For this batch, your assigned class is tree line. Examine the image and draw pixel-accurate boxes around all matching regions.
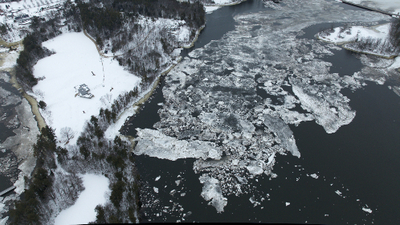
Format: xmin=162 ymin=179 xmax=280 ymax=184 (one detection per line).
xmin=390 ymin=18 xmax=400 ymax=52
xmin=8 ymin=126 xmax=58 ymax=224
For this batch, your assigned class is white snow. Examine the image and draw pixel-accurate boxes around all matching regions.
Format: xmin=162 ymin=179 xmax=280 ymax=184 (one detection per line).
xmin=203 ymin=0 xmax=244 ymax=13
xmin=212 ymin=0 xmax=235 ymax=5
xmin=0 ymin=0 xmax=67 ymax=42
xmin=135 ymin=16 xmax=191 ymax=45
xmin=205 ymin=6 xmax=221 ymax=13
xmin=344 ymin=0 xmax=400 ymax=14
xmin=32 ymin=32 xmax=140 ymax=145
xmin=104 ymin=106 xmax=138 ymax=140
xmin=317 ymin=23 xmax=397 ymax=58
xmin=318 ymin=24 xmax=389 ymax=44
xmin=0 ymin=217 xmax=8 ymax=225
xmin=54 ymin=174 xmax=109 ymax=225
xmin=388 ymin=56 xmax=400 ymax=70
xmin=0 ymin=46 xmax=22 ymax=70
xmin=177 ymin=26 xmax=190 ymax=42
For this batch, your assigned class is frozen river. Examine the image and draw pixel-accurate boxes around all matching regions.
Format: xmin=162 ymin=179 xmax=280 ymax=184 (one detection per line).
xmin=122 ymin=0 xmax=400 ymax=223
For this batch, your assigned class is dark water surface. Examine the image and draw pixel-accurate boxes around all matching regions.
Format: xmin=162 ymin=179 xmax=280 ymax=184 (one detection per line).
xmin=292 ymin=83 xmax=400 ymax=224
xmin=122 ymin=1 xmax=400 ymax=223
xmin=181 ymin=0 xmax=267 ymax=57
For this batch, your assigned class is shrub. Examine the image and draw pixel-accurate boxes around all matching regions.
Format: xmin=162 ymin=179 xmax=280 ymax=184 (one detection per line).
xmin=38 ymin=100 xmax=47 ymax=109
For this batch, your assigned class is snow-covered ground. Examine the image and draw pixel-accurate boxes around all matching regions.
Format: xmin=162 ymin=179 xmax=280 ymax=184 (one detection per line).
xmin=344 ymin=0 xmax=400 ymax=15
xmin=32 ymin=32 xmax=140 ymax=145
xmin=203 ymin=0 xmax=245 ymax=14
xmin=0 ymin=0 xmax=67 ymax=42
xmin=54 ymin=174 xmax=109 ymax=225
xmin=0 ymin=0 xmax=65 ymax=13
xmin=0 ymin=45 xmax=22 ymax=71
xmin=205 ymin=6 xmax=221 ymax=13
xmin=317 ymin=23 xmax=399 ymax=58
xmin=317 ymin=23 xmax=390 ymax=44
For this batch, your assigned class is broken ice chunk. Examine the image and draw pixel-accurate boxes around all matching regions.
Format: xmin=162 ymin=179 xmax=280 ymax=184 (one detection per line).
xmin=199 ymin=175 xmax=227 ymax=213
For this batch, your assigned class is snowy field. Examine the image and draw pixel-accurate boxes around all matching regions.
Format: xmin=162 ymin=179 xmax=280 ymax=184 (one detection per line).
xmin=345 ymin=0 xmax=400 ymax=14
xmin=32 ymin=32 xmax=140 ymax=145
xmin=54 ymin=174 xmax=109 ymax=225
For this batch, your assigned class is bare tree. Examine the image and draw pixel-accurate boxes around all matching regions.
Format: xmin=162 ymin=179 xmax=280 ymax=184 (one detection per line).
xmin=60 ymin=127 xmax=75 ymax=144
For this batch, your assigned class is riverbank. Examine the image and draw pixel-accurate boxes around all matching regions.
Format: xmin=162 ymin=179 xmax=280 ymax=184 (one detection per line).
xmin=316 ymin=23 xmax=399 ymax=60
xmin=341 ymin=0 xmax=400 ymax=18
xmin=0 ymin=38 xmax=48 ymax=131
xmin=0 ymin=46 xmax=41 ymax=222
xmin=203 ymin=0 xmax=248 ymax=13
xmin=116 ymin=24 xmax=206 ymax=146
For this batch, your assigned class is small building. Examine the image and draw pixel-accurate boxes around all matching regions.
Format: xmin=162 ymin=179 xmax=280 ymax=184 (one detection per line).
xmin=75 ymin=84 xmax=94 ymax=99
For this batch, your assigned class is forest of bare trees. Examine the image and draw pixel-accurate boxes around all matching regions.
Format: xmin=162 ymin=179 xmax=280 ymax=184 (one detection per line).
xmin=390 ymin=18 xmax=400 ymax=51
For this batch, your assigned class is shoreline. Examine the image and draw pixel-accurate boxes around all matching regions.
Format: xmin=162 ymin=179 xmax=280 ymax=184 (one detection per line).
xmin=315 ymin=26 xmax=399 ymax=60
xmin=341 ymin=0 xmax=399 ymax=18
xmin=203 ymin=0 xmax=247 ymax=8
xmin=0 ymin=37 xmax=48 ymax=132
xmin=119 ymin=24 xmax=205 ymax=146
xmin=317 ymin=33 xmax=398 ymax=59
xmin=8 ymin=68 xmax=47 ymax=131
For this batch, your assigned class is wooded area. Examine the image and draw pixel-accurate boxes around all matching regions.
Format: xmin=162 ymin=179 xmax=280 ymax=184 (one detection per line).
xmin=390 ymin=18 xmax=400 ymax=51
xmin=7 ymin=0 xmax=205 ymax=223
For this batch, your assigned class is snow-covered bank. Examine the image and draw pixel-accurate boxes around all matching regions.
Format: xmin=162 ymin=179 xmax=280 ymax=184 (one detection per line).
xmin=32 ymin=32 xmax=140 ymax=145
xmin=203 ymin=0 xmax=247 ymax=13
xmin=317 ymin=24 xmax=390 ymax=45
xmin=54 ymin=174 xmax=109 ymax=225
xmin=317 ymin=23 xmax=399 ymax=58
xmin=343 ymin=0 xmax=400 ymax=15
xmin=0 ymin=0 xmax=67 ymax=42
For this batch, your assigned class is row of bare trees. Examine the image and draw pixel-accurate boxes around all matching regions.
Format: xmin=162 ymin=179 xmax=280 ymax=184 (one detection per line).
xmin=389 ymin=18 xmax=400 ymax=52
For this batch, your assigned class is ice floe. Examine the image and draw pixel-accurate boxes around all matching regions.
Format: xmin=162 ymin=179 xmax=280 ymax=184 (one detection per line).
xmin=134 ymin=128 xmax=222 ymax=161
xmin=362 ymin=206 xmax=373 ymax=214
xmin=199 ymin=174 xmax=227 ymax=213
xmin=133 ymin=0 xmax=395 ymax=213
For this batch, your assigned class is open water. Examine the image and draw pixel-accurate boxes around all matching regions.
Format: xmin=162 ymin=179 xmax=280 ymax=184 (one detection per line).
xmin=121 ymin=0 xmax=400 ymax=223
